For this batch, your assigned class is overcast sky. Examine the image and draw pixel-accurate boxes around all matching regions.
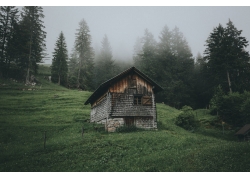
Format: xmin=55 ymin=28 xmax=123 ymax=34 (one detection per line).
xmin=15 ymin=4 xmax=250 ymax=64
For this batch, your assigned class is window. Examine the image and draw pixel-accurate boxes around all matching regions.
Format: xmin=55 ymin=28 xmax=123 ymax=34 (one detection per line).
xmin=134 ymin=95 xmax=142 ymax=105
xmin=134 ymin=95 xmax=152 ymax=106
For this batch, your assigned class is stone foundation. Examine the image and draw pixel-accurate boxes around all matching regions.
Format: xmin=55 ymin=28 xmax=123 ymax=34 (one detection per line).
xmin=106 ymin=118 xmax=124 ymax=132
xmin=106 ymin=117 xmax=157 ymax=132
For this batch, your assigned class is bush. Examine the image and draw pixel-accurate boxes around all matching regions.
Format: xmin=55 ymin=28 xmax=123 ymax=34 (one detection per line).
xmin=218 ymin=92 xmax=243 ymax=126
xmin=175 ymin=105 xmax=199 ymax=131
xmin=240 ymin=98 xmax=250 ymax=125
xmin=210 ymin=90 xmax=250 ymax=127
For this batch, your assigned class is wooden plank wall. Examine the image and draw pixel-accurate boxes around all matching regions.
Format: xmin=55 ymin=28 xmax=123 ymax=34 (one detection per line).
xmin=90 ymin=93 xmax=111 ymax=124
xmin=111 ymin=93 xmax=154 ymax=117
xmin=109 ymin=73 xmax=153 ymax=95
xmin=90 ymin=72 xmax=157 ymax=129
xmin=109 ymin=73 xmax=156 ymax=119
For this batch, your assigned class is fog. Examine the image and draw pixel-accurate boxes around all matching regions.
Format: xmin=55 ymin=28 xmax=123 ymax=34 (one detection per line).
xmin=41 ymin=6 xmax=250 ymax=64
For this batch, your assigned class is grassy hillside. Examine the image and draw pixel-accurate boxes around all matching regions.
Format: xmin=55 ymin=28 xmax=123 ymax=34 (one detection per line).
xmin=0 ymin=65 xmax=250 ymax=172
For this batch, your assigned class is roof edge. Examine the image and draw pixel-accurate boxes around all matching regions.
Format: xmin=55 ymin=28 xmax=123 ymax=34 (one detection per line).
xmin=84 ymin=66 xmax=163 ymax=105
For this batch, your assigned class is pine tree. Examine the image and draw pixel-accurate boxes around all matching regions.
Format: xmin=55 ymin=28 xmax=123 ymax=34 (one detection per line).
xmin=224 ymin=20 xmax=250 ymax=93
xmin=204 ymin=20 xmax=250 ymax=94
xmin=153 ymin=25 xmax=173 ymax=105
xmin=73 ymin=19 xmax=94 ymax=90
xmin=51 ymin=31 xmax=68 ymax=86
xmin=94 ymin=34 xmax=115 ymax=88
xmin=5 ymin=17 xmax=21 ymax=79
xmin=139 ymin=29 xmax=157 ymax=79
xmin=67 ymin=50 xmax=78 ymax=88
xmin=194 ymin=52 xmax=205 ymax=69
xmin=154 ymin=25 xmax=195 ymax=108
xmin=0 ymin=6 xmax=19 ymax=78
xmin=19 ymin=6 xmax=46 ymax=84
xmin=133 ymin=36 xmax=143 ymax=69
xmin=170 ymin=27 xmax=195 ymax=107
xmin=193 ymin=53 xmax=212 ymax=108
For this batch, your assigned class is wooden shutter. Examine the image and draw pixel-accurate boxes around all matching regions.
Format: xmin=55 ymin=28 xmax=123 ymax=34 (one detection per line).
xmin=142 ymin=96 xmax=152 ymax=105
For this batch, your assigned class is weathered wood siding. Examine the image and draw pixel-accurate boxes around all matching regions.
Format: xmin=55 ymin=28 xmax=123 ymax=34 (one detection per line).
xmin=109 ymin=72 xmax=157 ymax=129
xmin=110 ymin=93 xmax=155 ymax=117
xmin=89 ymin=71 xmax=158 ymax=130
xmin=90 ymin=92 xmax=111 ymax=124
xmin=109 ymin=73 xmax=153 ymax=95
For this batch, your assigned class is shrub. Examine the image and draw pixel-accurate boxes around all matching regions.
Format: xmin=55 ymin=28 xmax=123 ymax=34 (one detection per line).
xmin=210 ymin=90 xmax=250 ymax=127
xmin=240 ymin=98 xmax=250 ymax=125
xmin=175 ymin=105 xmax=199 ymax=131
xmin=218 ymin=92 xmax=243 ymax=126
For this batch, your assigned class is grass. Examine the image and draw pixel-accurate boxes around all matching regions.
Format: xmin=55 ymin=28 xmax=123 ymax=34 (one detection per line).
xmin=1 ymin=65 xmax=250 ymax=172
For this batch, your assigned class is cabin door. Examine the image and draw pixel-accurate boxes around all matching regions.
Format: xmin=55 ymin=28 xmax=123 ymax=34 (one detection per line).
xmin=125 ymin=117 xmax=134 ymax=126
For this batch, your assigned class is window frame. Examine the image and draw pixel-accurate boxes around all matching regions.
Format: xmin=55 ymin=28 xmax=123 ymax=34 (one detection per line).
xmin=133 ymin=95 xmax=142 ymax=105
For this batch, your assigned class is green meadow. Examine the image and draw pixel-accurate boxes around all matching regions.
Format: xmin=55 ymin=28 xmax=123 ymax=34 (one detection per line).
xmin=0 ymin=65 xmax=250 ymax=172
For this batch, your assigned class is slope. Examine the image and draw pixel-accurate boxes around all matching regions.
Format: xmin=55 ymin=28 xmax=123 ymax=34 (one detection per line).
xmin=0 ymin=65 xmax=250 ymax=172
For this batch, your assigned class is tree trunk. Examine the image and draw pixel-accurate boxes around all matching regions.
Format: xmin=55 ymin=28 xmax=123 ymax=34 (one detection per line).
xmin=58 ymin=58 xmax=61 ymax=85
xmin=0 ymin=67 xmax=2 ymax=78
xmin=77 ymin=60 xmax=81 ymax=88
xmin=26 ymin=32 xmax=33 ymax=84
xmin=227 ymin=70 xmax=232 ymax=93
xmin=1 ymin=13 xmax=9 ymax=78
xmin=58 ymin=74 xmax=60 ymax=85
xmin=6 ymin=58 xmax=11 ymax=78
xmin=1 ymin=13 xmax=9 ymax=63
xmin=26 ymin=67 xmax=30 ymax=84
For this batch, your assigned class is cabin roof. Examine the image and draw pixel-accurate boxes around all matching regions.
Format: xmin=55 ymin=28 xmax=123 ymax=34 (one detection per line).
xmin=235 ymin=124 xmax=250 ymax=135
xmin=84 ymin=66 xmax=163 ymax=105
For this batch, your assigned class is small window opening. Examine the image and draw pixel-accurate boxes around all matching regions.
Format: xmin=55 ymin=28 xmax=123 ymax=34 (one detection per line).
xmin=134 ymin=95 xmax=142 ymax=105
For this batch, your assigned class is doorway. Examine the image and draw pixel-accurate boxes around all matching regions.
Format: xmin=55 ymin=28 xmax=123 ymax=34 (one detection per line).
xmin=124 ymin=117 xmax=134 ymax=126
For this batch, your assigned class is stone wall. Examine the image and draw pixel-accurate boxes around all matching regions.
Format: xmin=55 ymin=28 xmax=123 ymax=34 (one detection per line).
xmin=106 ymin=116 xmax=157 ymax=132
xmin=106 ymin=118 xmax=124 ymax=132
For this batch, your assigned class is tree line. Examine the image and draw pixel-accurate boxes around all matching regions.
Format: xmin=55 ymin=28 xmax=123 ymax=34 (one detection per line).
xmin=0 ymin=6 xmax=46 ymax=84
xmin=133 ymin=20 xmax=250 ymax=109
xmin=64 ymin=19 xmax=131 ymax=90
xmin=1 ymin=6 xmax=250 ymax=126
xmin=133 ymin=20 xmax=250 ymax=127
xmin=0 ymin=6 xmax=131 ymax=89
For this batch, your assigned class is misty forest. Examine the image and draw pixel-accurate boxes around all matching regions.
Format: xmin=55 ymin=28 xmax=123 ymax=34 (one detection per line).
xmin=1 ymin=6 xmax=250 ymax=172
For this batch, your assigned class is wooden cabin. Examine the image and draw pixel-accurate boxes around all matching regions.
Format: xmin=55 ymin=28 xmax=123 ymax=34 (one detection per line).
xmin=235 ymin=124 xmax=250 ymax=141
xmin=84 ymin=67 xmax=163 ymax=132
